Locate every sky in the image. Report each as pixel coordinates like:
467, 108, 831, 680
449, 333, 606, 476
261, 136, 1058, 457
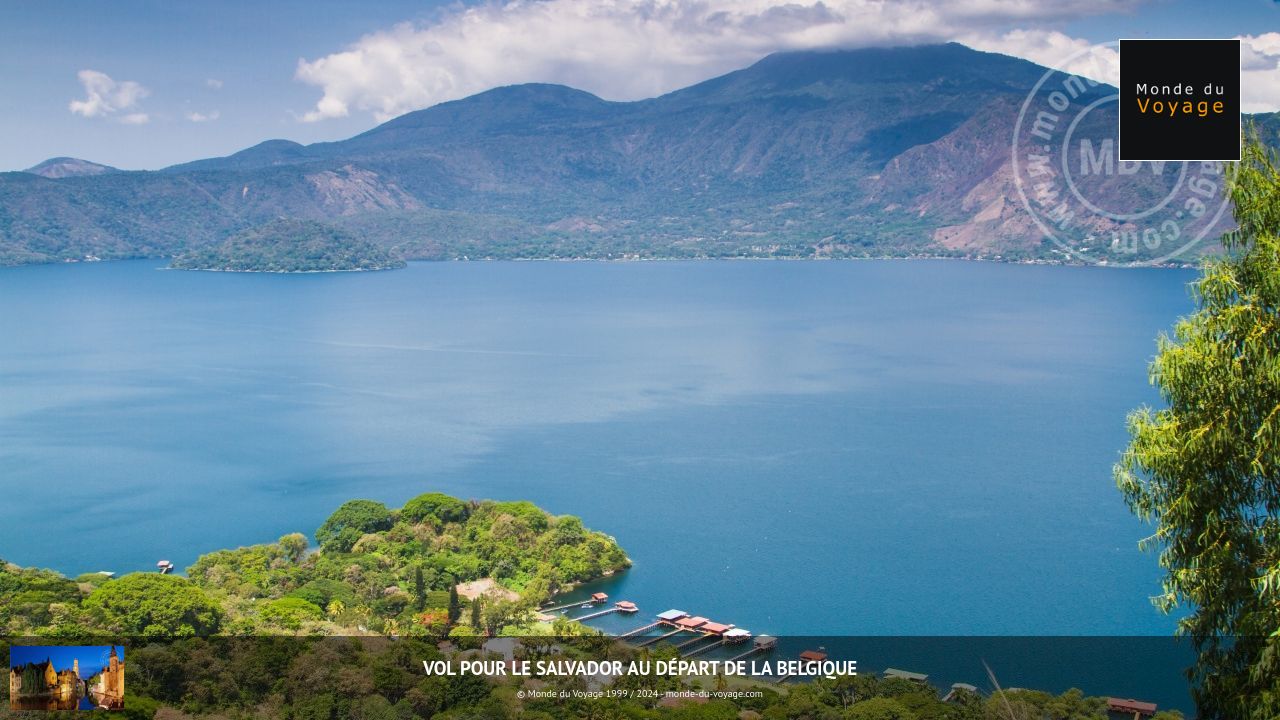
9, 645, 122, 678
1, 0, 1278, 171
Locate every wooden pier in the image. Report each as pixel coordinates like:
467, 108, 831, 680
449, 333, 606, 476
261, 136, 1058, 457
573, 606, 622, 622
636, 628, 685, 647
676, 633, 713, 651
729, 636, 776, 663
682, 638, 725, 658
542, 599, 601, 613
544, 596, 632, 615
570, 601, 639, 623
618, 621, 661, 639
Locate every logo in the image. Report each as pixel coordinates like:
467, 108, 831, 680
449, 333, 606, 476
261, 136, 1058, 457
1011, 41, 1234, 266
1119, 39, 1241, 162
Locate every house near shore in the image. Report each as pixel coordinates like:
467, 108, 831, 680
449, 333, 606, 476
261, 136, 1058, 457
943, 683, 980, 702
675, 616, 709, 630
1107, 697, 1158, 719
884, 668, 928, 683
753, 635, 778, 651
798, 650, 827, 663
657, 609, 688, 622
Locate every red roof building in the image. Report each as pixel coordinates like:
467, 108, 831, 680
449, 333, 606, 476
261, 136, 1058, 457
799, 650, 828, 662
590, 592, 609, 602
675, 616, 709, 630
1107, 698, 1157, 717
700, 621, 732, 634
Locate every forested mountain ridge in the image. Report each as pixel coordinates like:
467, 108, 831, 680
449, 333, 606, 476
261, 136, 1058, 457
4, 43, 1276, 267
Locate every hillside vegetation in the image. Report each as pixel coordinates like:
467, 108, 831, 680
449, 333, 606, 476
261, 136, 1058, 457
0, 492, 1185, 719
6, 44, 1274, 268
0, 492, 628, 639
170, 218, 406, 272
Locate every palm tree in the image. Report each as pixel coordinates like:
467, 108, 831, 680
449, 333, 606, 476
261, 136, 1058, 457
326, 599, 345, 619
355, 605, 372, 631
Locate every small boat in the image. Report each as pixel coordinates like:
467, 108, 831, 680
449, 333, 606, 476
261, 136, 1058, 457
156, 560, 174, 574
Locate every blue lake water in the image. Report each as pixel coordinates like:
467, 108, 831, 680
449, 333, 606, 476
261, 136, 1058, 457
0, 259, 1192, 642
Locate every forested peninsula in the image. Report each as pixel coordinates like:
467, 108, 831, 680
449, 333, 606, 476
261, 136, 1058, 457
0, 493, 1180, 719
169, 218, 406, 273
1, 492, 627, 640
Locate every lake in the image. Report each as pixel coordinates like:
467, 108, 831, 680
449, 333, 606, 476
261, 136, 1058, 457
0, 259, 1191, 640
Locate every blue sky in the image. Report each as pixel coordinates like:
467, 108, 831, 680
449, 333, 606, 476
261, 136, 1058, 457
1, 0, 1277, 171
9, 645, 122, 678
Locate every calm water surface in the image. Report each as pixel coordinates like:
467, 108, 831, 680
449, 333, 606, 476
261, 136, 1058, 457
0, 259, 1193, 639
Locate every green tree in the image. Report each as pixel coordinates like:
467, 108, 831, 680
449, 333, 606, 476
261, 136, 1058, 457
1116, 134, 1280, 719
327, 599, 345, 619
290, 578, 356, 609
846, 697, 916, 720
316, 499, 393, 552
401, 492, 470, 525
414, 566, 426, 612
479, 595, 533, 636
260, 597, 324, 630
83, 574, 222, 637
469, 597, 481, 631
448, 582, 462, 624
278, 533, 309, 563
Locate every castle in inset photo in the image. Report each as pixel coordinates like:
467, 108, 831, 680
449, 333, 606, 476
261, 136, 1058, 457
9, 645, 124, 711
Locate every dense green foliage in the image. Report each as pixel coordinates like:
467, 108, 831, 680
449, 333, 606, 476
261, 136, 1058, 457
0, 493, 626, 643
402, 492, 470, 525
169, 218, 406, 272
82, 574, 224, 638
0, 561, 83, 633
1117, 134, 1280, 719
0, 486, 1184, 720
259, 596, 325, 630
180, 492, 630, 636
315, 499, 396, 552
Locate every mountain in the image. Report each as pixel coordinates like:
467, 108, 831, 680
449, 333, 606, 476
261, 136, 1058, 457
1, 44, 1272, 267
23, 157, 119, 179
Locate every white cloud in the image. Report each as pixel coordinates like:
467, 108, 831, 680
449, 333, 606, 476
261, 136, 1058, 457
294, 0, 1144, 123
969, 33, 1280, 113
962, 29, 1119, 85
1239, 33, 1280, 114
69, 70, 150, 123
206, 78, 224, 90
185, 110, 221, 122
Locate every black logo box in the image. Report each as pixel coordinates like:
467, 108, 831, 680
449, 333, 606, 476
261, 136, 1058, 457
1119, 39, 1241, 162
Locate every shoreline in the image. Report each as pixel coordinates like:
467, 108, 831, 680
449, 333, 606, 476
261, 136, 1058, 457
1, 253, 1201, 272
160, 264, 406, 274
